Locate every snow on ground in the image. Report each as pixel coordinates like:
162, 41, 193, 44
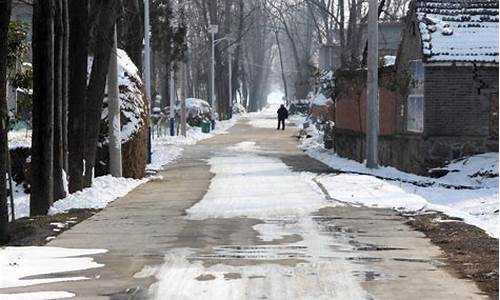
318, 174, 498, 237
152, 246, 368, 300
434, 153, 498, 188
384, 55, 396, 66
48, 175, 148, 215
148, 117, 237, 171
294, 116, 499, 237
8, 116, 237, 220
8, 129, 31, 150
0, 246, 106, 298
247, 103, 289, 129
311, 93, 332, 106
9, 175, 147, 220
297, 117, 498, 189
151, 139, 371, 300
0, 291, 75, 300
187, 142, 328, 219
247, 118, 278, 128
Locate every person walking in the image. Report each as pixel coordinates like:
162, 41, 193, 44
277, 104, 288, 130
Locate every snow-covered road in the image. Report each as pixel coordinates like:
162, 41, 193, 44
151, 141, 371, 299
147, 113, 487, 300
1, 111, 490, 299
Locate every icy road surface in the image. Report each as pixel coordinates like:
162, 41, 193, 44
152, 141, 370, 299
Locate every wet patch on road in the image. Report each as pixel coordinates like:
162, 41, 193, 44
223, 273, 242, 280
195, 274, 216, 281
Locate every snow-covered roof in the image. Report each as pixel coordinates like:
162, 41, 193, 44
416, 0, 499, 63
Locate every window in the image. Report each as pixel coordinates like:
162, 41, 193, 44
407, 60, 424, 133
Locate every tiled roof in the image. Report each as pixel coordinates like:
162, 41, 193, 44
416, 0, 499, 63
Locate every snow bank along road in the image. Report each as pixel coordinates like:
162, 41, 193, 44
0, 114, 488, 299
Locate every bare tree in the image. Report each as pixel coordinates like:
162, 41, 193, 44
62, 0, 69, 173
83, 0, 120, 187
0, 0, 12, 243
68, 0, 88, 193
118, 0, 144, 70
53, 0, 66, 201
31, 0, 55, 215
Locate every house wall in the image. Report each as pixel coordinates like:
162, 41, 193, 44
335, 69, 398, 136
334, 129, 498, 174
491, 94, 499, 138
332, 65, 499, 174
393, 1, 423, 133
424, 65, 499, 137
394, 1, 422, 78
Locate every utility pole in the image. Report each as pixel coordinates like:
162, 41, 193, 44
228, 43, 232, 119
366, 0, 379, 168
180, 62, 187, 136
143, 0, 152, 163
275, 31, 288, 106
108, 26, 122, 177
208, 24, 218, 127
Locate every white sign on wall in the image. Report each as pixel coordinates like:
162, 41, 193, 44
407, 60, 424, 133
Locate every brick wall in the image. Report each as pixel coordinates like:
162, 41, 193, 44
334, 129, 499, 174
332, 64, 499, 174
491, 94, 499, 138
424, 65, 498, 137
335, 70, 398, 135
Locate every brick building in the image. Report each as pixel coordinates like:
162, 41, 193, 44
332, 0, 499, 174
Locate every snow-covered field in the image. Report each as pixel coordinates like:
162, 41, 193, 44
295, 117, 499, 238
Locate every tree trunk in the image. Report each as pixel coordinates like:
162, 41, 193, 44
231, 0, 245, 104
338, 0, 346, 67
0, 0, 12, 243
62, 0, 69, 172
83, 0, 119, 187
275, 31, 288, 104
118, 0, 144, 71
68, 0, 88, 193
31, 0, 55, 216
53, 0, 66, 201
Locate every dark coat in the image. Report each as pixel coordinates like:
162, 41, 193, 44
277, 106, 288, 120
